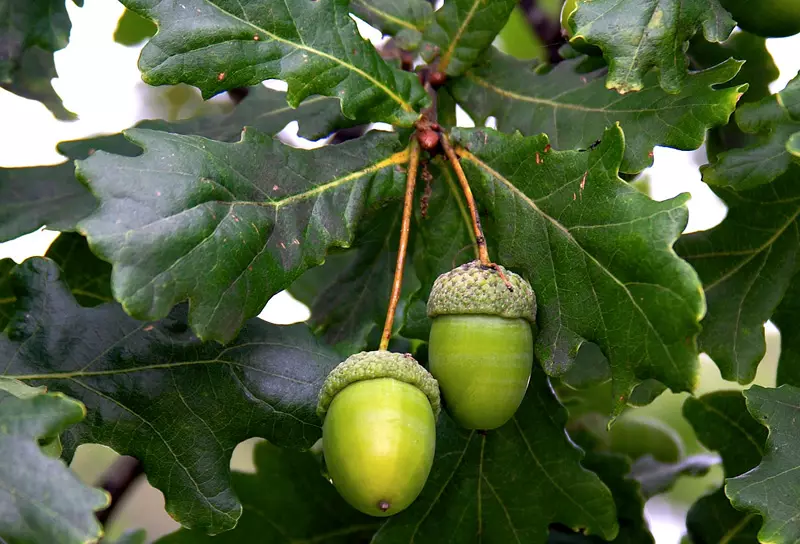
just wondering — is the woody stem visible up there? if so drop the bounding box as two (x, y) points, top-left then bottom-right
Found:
(379, 139), (421, 351)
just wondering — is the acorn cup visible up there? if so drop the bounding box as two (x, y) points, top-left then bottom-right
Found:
(317, 351), (440, 517)
(427, 261), (536, 430)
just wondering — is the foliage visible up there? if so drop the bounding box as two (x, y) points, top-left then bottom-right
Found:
(1, 0), (799, 542)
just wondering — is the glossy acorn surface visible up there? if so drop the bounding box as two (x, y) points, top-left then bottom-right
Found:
(317, 351), (440, 517)
(429, 315), (533, 429)
(719, 0), (800, 37)
(427, 261), (537, 430)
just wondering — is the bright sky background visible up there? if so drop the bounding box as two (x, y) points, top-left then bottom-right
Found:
(0, 3), (799, 541)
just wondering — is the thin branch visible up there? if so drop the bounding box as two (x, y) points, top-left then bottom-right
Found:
(95, 456), (143, 525)
(379, 139), (421, 351)
(440, 133), (490, 266)
(519, 0), (566, 64)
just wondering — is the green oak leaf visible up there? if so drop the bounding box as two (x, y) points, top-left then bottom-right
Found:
(451, 125), (704, 412)
(569, 0), (734, 94)
(683, 391), (767, 544)
(727, 385), (800, 544)
(372, 365), (618, 544)
(0, 161), (96, 243)
(421, 0), (516, 76)
(548, 453), (653, 544)
(1, 258), (339, 534)
(77, 129), (409, 344)
(789, 132), (800, 160)
(0, 0), (77, 119)
(774, 272), (800, 388)
(113, 8), (156, 46)
(155, 441), (380, 544)
(676, 167), (800, 383)
(0, 379), (108, 544)
(702, 73), (800, 190)
(108, 530), (148, 544)
(350, 0), (434, 51)
(401, 159), (474, 341)
(450, 48), (745, 173)
(0, 259), (15, 331)
(44, 233), (113, 307)
(1, 86), (349, 243)
(121, 0), (429, 126)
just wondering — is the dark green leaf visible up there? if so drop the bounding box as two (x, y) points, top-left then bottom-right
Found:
(774, 272), (800, 388)
(683, 391), (767, 544)
(373, 365), (618, 543)
(629, 454), (719, 498)
(77, 129), (409, 344)
(727, 385), (800, 544)
(547, 453), (653, 544)
(421, 0), (516, 76)
(350, 0), (434, 51)
(688, 32), (779, 104)
(113, 8), (157, 46)
(1, 258), (339, 534)
(0, 379), (108, 544)
(0, 259), (15, 331)
(0, 1), (76, 119)
(702, 73), (800, 190)
(156, 441), (380, 544)
(121, 0), (429, 126)
(452, 125), (704, 413)
(676, 168), (800, 383)
(0, 162), (96, 243)
(450, 49), (745, 173)
(568, 0), (734, 93)
(44, 233), (112, 307)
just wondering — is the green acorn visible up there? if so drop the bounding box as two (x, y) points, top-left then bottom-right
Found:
(427, 261), (536, 430)
(317, 351), (440, 517)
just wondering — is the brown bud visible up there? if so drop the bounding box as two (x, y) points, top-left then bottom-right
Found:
(418, 129), (440, 151)
(429, 71), (446, 87)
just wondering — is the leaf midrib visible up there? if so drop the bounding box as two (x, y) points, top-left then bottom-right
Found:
(437, 0), (483, 73)
(354, 0), (421, 31)
(200, 0), (416, 113)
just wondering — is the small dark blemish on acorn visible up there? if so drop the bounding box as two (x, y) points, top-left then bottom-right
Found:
(378, 500), (391, 512)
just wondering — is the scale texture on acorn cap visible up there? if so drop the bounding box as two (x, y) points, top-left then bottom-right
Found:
(317, 351), (441, 418)
(427, 260), (536, 322)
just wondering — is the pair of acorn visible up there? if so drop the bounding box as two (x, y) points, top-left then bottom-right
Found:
(317, 261), (536, 516)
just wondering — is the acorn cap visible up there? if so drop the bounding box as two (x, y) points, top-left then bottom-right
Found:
(317, 351), (441, 419)
(427, 260), (536, 322)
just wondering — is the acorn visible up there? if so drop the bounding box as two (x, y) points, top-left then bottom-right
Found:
(427, 261), (536, 430)
(317, 350), (440, 517)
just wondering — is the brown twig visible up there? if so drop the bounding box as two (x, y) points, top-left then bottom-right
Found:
(95, 456), (143, 525)
(519, 0), (567, 64)
(440, 134), (490, 266)
(379, 139), (421, 351)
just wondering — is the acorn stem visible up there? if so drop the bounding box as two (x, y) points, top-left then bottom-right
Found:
(380, 138), (421, 351)
(440, 134), (491, 266)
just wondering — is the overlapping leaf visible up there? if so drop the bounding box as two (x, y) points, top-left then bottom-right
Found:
(156, 441), (380, 543)
(774, 272), (800, 388)
(421, 0), (516, 76)
(0, 379), (108, 544)
(568, 0), (734, 94)
(121, 0), (429, 126)
(629, 455), (719, 499)
(0, 258), (339, 534)
(547, 453), (653, 544)
(702, 73), (800, 190)
(77, 129), (409, 343)
(450, 48), (745, 173)
(451, 125), (704, 411)
(350, 0), (434, 51)
(727, 385), (800, 543)
(676, 168), (800, 383)
(683, 391), (766, 544)
(373, 365), (618, 544)
(0, 259), (15, 331)
(0, 0), (78, 119)
(44, 233), (112, 307)
(0, 86), (350, 243)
